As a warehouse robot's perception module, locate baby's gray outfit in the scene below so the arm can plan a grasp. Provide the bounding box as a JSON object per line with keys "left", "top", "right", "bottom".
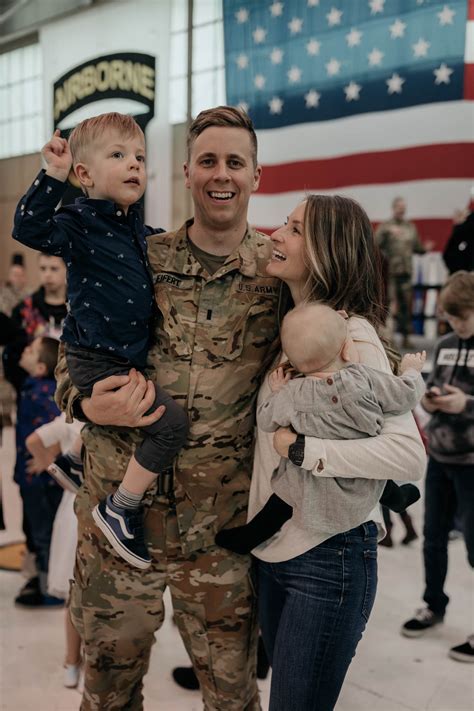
{"left": 257, "top": 363, "right": 425, "bottom": 534}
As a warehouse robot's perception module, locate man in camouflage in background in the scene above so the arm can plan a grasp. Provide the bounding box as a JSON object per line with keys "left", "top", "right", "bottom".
{"left": 55, "top": 106, "right": 281, "bottom": 710}
{"left": 376, "top": 196, "right": 430, "bottom": 347}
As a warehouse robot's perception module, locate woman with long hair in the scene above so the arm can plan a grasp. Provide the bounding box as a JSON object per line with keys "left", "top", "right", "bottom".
{"left": 248, "top": 195, "right": 426, "bottom": 710}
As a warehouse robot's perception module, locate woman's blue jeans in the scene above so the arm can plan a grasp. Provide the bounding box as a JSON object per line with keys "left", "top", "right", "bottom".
{"left": 257, "top": 521, "right": 378, "bottom": 711}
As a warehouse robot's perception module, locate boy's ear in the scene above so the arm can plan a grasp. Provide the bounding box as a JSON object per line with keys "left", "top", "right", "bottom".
{"left": 35, "top": 361, "right": 48, "bottom": 378}
{"left": 74, "top": 162, "right": 93, "bottom": 188}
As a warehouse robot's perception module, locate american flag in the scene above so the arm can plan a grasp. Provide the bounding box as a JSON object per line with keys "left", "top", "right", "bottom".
{"left": 223, "top": 0, "right": 474, "bottom": 248}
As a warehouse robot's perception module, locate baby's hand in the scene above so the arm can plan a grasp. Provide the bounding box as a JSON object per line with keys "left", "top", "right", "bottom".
{"left": 400, "top": 350, "right": 426, "bottom": 373}
{"left": 269, "top": 367, "right": 291, "bottom": 393}
{"left": 42, "top": 129, "right": 72, "bottom": 182}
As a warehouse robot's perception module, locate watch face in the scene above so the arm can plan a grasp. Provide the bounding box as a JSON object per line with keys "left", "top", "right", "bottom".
{"left": 289, "top": 440, "right": 304, "bottom": 466}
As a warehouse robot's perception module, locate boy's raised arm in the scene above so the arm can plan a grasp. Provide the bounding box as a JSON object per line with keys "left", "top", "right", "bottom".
{"left": 13, "top": 131, "right": 73, "bottom": 255}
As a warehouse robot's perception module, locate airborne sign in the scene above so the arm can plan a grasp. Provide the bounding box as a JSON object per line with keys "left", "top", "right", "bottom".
{"left": 53, "top": 52, "right": 156, "bottom": 125}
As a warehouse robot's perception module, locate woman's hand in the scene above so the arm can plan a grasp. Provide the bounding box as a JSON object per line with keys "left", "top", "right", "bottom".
{"left": 81, "top": 369, "right": 165, "bottom": 427}
{"left": 273, "top": 427, "right": 297, "bottom": 458}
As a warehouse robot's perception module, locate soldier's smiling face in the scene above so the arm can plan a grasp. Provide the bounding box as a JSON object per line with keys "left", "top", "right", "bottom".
{"left": 184, "top": 126, "right": 261, "bottom": 234}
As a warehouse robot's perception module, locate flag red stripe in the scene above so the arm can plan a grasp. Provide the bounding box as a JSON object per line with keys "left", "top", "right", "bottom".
{"left": 258, "top": 143, "right": 474, "bottom": 193}
{"left": 467, "top": 0, "right": 474, "bottom": 21}
{"left": 256, "top": 218, "right": 454, "bottom": 252}
{"left": 464, "top": 63, "right": 474, "bottom": 99}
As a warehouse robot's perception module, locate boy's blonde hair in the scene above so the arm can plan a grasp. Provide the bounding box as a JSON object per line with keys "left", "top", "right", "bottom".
{"left": 68, "top": 112, "right": 144, "bottom": 164}
{"left": 439, "top": 271, "right": 474, "bottom": 317}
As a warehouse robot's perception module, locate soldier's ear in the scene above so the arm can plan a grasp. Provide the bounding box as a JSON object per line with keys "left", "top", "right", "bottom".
{"left": 183, "top": 162, "right": 190, "bottom": 189}
{"left": 252, "top": 164, "right": 262, "bottom": 192}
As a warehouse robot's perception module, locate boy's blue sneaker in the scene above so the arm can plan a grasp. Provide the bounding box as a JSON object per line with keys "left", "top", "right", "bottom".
{"left": 47, "top": 454, "right": 83, "bottom": 493}
{"left": 92, "top": 495, "right": 151, "bottom": 570}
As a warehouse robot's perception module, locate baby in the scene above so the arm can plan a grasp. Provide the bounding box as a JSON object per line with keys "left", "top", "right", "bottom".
{"left": 216, "top": 303, "right": 425, "bottom": 554}
{"left": 13, "top": 113, "right": 189, "bottom": 569}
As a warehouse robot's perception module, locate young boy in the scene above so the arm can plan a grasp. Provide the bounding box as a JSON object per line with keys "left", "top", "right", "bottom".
{"left": 216, "top": 303, "right": 425, "bottom": 554}
{"left": 13, "top": 113, "right": 189, "bottom": 570}
{"left": 402, "top": 270, "right": 474, "bottom": 662}
{"left": 14, "top": 335, "right": 63, "bottom": 606}
{"left": 26, "top": 413, "right": 83, "bottom": 688}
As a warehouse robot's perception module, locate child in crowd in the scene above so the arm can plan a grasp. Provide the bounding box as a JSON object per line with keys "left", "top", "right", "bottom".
{"left": 216, "top": 303, "right": 425, "bottom": 554}
{"left": 13, "top": 113, "right": 189, "bottom": 570}
{"left": 14, "top": 335, "right": 63, "bottom": 606}
{"left": 402, "top": 270, "right": 474, "bottom": 662}
{"left": 26, "top": 414, "right": 84, "bottom": 688}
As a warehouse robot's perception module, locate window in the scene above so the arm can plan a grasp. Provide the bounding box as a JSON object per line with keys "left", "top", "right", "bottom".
{"left": 0, "top": 44, "right": 43, "bottom": 159}
{"left": 169, "top": 0, "right": 225, "bottom": 124}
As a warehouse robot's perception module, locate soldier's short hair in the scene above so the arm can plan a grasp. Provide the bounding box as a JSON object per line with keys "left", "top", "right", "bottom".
{"left": 38, "top": 336, "right": 60, "bottom": 379}
{"left": 69, "top": 112, "right": 144, "bottom": 164}
{"left": 392, "top": 196, "right": 405, "bottom": 207}
{"left": 439, "top": 270, "right": 474, "bottom": 317}
{"left": 187, "top": 106, "right": 258, "bottom": 166}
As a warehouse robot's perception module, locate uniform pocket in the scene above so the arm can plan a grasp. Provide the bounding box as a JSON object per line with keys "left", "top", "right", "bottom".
{"left": 219, "top": 297, "right": 276, "bottom": 361}
{"left": 153, "top": 278, "right": 194, "bottom": 357}
{"left": 173, "top": 610, "right": 219, "bottom": 694}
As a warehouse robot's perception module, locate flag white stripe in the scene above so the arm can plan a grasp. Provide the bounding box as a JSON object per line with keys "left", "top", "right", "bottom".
{"left": 257, "top": 102, "right": 474, "bottom": 164}
{"left": 465, "top": 21, "right": 474, "bottom": 63}
{"left": 249, "top": 179, "right": 472, "bottom": 225}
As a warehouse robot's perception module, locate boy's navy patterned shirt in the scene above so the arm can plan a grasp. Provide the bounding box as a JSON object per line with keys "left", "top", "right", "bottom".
{"left": 13, "top": 170, "right": 164, "bottom": 369}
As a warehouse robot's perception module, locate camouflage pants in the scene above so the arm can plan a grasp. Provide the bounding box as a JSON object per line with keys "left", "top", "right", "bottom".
{"left": 70, "top": 490, "right": 260, "bottom": 711}
{"left": 389, "top": 276, "right": 413, "bottom": 336}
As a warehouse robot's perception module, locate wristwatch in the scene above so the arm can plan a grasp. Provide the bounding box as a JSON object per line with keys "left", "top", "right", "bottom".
{"left": 288, "top": 433, "right": 305, "bottom": 467}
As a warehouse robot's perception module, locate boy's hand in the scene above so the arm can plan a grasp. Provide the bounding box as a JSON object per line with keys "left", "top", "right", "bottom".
{"left": 269, "top": 367, "right": 291, "bottom": 393}
{"left": 25, "top": 457, "right": 46, "bottom": 474}
{"left": 430, "top": 384, "right": 468, "bottom": 414}
{"left": 400, "top": 350, "right": 426, "bottom": 374}
{"left": 42, "top": 129, "right": 72, "bottom": 182}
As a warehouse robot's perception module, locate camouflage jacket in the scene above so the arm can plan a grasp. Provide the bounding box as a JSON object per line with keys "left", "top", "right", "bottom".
{"left": 56, "top": 220, "right": 281, "bottom": 553}
{"left": 375, "top": 218, "right": 425, "bottom": 277}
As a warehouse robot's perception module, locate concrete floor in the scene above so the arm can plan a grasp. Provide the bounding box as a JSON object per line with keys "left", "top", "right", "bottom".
{"left": 1, "top": 420, "right": 473, "bottom": 710}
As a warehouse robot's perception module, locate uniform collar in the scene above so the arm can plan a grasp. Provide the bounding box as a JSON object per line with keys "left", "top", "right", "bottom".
{"left": 162, "top": 219, "right": 264, "bottom": 278}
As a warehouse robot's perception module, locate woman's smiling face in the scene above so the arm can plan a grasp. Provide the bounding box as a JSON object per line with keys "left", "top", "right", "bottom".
{"left": 266, "top": 201, "right": 309, "bottom": 289}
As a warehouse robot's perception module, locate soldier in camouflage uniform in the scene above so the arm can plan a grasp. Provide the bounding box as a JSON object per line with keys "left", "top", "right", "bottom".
{"left": 375, "top": 197, "right": 427, "bottom": 346}
{"left": 55, "top": 106, "right": 281, "bottom": 710}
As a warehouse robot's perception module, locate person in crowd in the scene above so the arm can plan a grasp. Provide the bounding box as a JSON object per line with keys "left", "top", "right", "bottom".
{"left": 379, "top": 505, "right": 418, "bottom": 547}
{"left": 245, "top": 195, "right": 426, "bottom": 710}
{"left": 26, "top": 414, "right": 84, "bottom": 688}
{"left": 14, "top": 335, "right": 63, "bottom": 607}
{"left": 217, "top": 303, "right": 424, "bottom": 554}
{"left": 442, "top": 206, "right": 473, "bottom": 275}
{"left": 13, "top": 113, "right": 189, "bottom": 570}
{"left": 54, "top": 106, "right": 280, "bottom": 710}
{"left": 2, "top": 252, "right": 67, "bottom": 397}
{"left": 376, "top": 197, "right": 431, "bottom": 347}
{"left": 401, "top": 270, "right": 474, "bottom": 663}
{"left": 0, "top": 254, "right": 29, "bottom": 430}
{"left": 0, "top": 253, "right": 29, "bottom": 317}
{"left": 2, "top": 253, "right": 67, "bottom": 596}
